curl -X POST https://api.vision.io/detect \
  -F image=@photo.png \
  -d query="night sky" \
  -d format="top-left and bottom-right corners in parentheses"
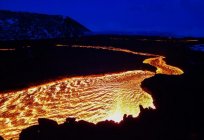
top-left (0, 0), bottom-right (204, 37)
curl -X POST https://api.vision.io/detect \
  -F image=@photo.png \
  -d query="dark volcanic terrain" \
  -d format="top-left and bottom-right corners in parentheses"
top-left (0, 10), bottom-right (204, 140)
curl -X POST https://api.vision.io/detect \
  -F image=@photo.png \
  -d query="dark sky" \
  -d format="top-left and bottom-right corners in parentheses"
top-left (0, 0), bottom-right (204, 37)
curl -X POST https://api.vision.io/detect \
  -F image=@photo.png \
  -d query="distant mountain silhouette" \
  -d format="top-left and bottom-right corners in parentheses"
top-left (0, 10), bottom-right (90, 41)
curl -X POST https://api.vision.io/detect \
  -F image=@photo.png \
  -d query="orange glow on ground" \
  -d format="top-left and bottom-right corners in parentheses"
top-left (0, 48), bottom-right (16, 51)
top-left (0, 46), bottom-right (183, 140)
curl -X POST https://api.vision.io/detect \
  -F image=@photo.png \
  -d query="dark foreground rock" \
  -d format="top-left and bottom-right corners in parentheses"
top-left (18, 108), bottom-right (158, 140)
top-left (16, 102), bottom-right (203, 140)
top-left (0, 136), bottom-right (4, 140)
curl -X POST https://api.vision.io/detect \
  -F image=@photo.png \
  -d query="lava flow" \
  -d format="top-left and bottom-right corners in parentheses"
top-left (143, 57), bottom-right (184, 75)
top-left (0, 46), bottom-right (183, 140)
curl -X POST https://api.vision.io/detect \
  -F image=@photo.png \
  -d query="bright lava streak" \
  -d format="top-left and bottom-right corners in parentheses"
top-left (143, 57), bottom-right (184, 75)
top-left (72, 45), bottom-right (160, 57)
top-left (0, 48), bottom-right (16, 51)
top-left (0, 46), bottom-right (183, 140)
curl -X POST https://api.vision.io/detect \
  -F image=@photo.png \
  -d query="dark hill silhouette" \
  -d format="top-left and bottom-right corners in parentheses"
top-left (0, 10), bottom-right (90, 41)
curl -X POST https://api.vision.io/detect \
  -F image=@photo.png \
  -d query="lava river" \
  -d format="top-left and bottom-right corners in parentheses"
top-left (0, 46), bottom-right (183, 140)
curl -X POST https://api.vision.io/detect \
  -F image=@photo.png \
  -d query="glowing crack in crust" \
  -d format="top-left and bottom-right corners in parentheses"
top-left (0, 45), bottom-right (184, 140)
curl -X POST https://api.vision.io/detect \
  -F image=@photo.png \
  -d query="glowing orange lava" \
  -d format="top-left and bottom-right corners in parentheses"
top-left (143, 57), bottom-right (184, 75)
top-left (72, 45), bottom-right (159, 57)
top-left (0, 48), bottom-right (16, 51)
top-left (0, 46), bottom-right (184, 140)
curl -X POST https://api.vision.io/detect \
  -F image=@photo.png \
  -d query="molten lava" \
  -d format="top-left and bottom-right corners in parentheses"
top-left (143, 57), bottom-right (184, 75)
top-left (0, 46), bottom-right (184, 140)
